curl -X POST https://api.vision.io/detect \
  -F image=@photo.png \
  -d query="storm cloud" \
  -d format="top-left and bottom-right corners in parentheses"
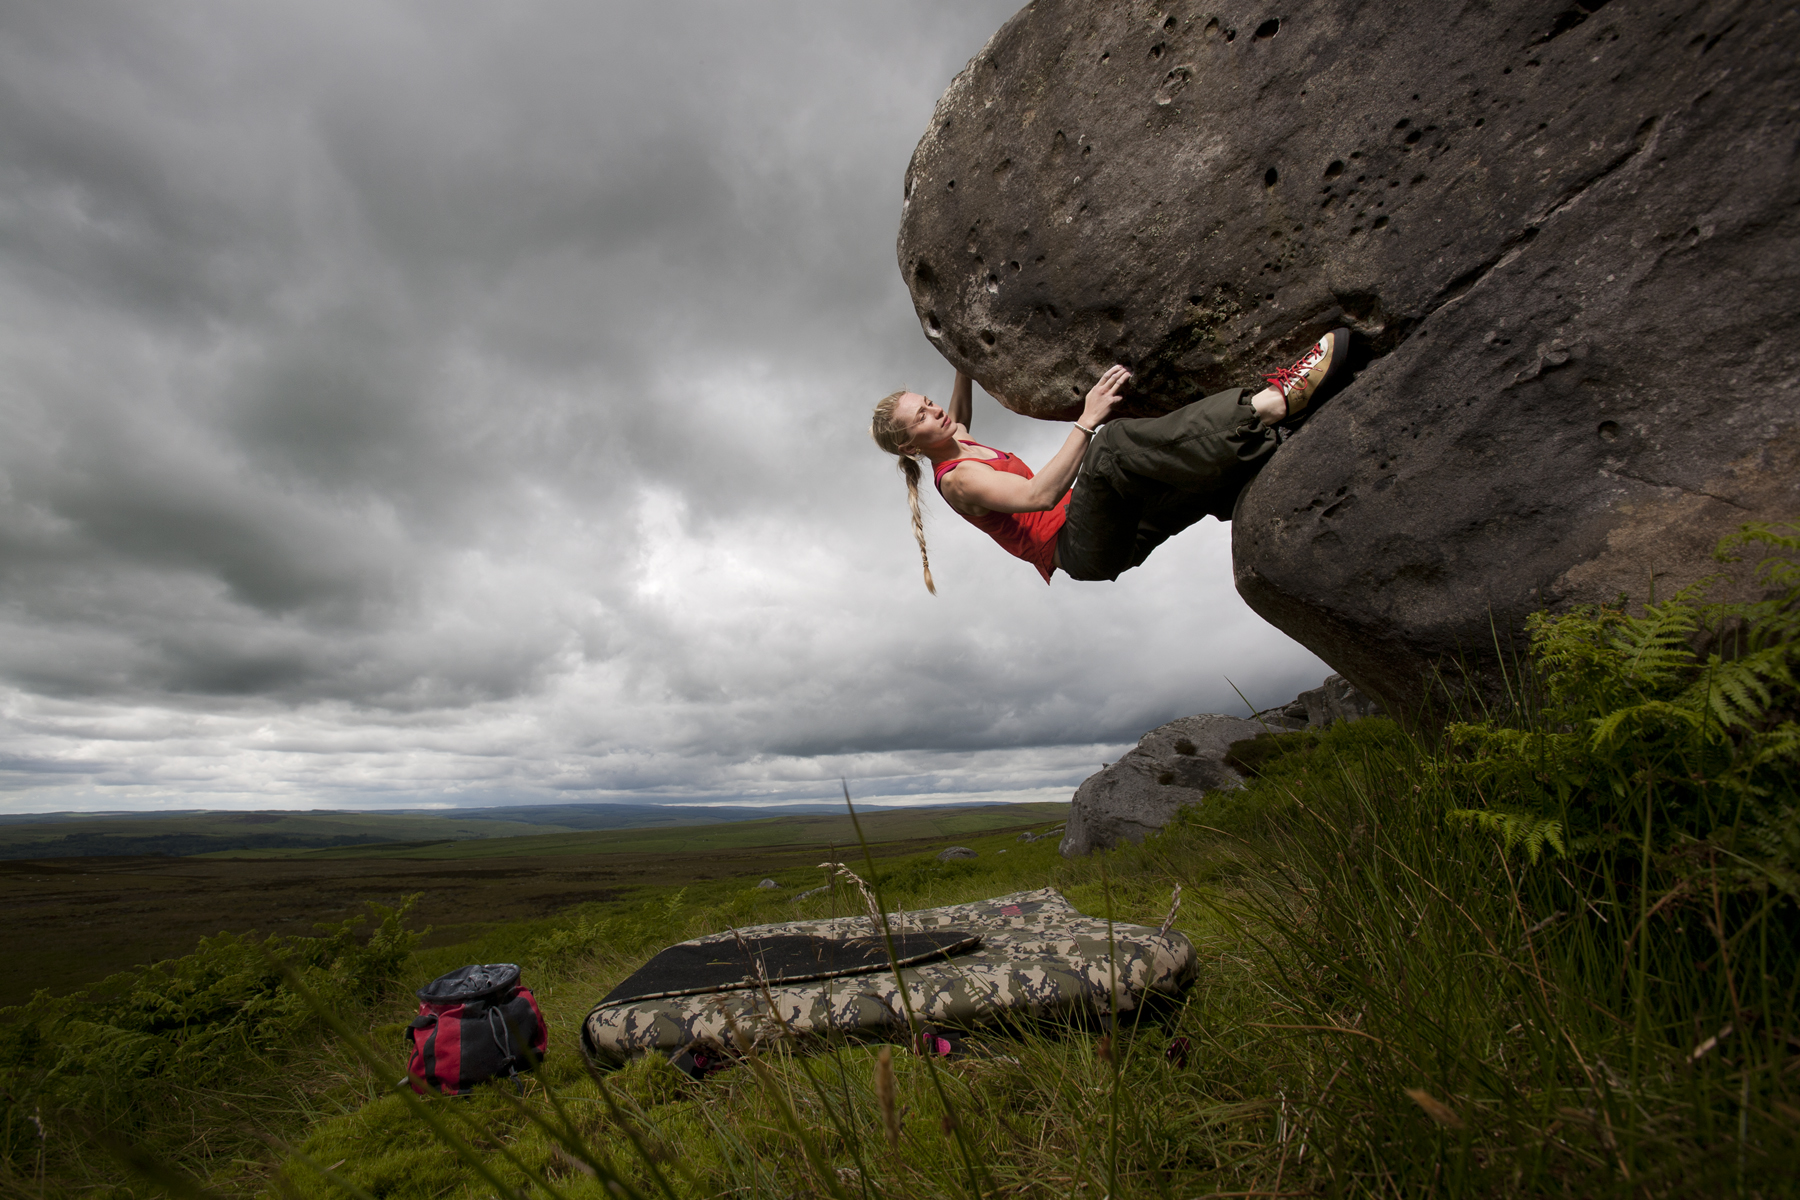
top-left (0, 0), bottom-right (1326, 811)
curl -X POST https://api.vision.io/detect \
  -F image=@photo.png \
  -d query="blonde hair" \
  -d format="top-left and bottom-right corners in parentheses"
top-left (870, 390), bottom-right (936, 594)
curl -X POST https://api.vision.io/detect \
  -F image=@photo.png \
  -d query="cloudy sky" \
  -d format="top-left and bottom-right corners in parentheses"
top-left (0, 0), bottom-right (1327, 814)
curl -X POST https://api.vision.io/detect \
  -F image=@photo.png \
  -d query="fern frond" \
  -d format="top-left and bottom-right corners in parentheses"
top-left (1680, 647), bottom-right (1794, 732)
top-left (1447, 808), bottom-right (1567, 864)
top-left (1590, 699), bottom-right (1704, 751)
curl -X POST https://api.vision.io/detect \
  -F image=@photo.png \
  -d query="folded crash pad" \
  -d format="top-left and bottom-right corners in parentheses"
top-left (581, 888), bottom-right (1195, 1067)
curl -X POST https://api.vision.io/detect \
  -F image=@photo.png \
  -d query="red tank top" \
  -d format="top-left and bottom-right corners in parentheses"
top-left (932, 439), bottom-right (1067, 584)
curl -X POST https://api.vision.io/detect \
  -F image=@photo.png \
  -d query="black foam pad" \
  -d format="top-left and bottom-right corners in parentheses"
top-left (601, 931), bottom-right (979, 1005)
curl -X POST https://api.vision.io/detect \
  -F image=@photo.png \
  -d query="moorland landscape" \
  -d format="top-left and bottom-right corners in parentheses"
top-left (6, 537), bottom-right (1797, 1195)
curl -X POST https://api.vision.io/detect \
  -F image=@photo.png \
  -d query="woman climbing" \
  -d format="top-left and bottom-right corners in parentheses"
top-left (869, 329), bottom-right (1349, 591)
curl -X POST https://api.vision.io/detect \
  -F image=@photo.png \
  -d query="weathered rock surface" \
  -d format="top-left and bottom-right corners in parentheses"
top-left (937, 846), bottom-right (980, 861)
top-left (1060, 712), bottom-right (1294, 857)
top-left (1298, 674), bottom-right (1384, 729)
top-left (1253, 672), bottom-right (1382, 728)
top-left (1063, 674), bottom-right (1383, 857)
top-left (900, 0), bottom-right (1800, 716)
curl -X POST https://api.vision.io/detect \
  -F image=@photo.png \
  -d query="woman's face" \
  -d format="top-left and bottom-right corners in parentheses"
top-left (892, 391), bottom-right (955, 451)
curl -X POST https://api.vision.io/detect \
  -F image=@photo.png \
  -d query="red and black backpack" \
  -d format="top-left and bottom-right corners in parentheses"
top-left (407, 963), bottom-right (547, 1095)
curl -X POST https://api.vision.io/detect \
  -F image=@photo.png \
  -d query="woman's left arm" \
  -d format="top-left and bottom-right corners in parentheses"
top-left (949, 370), bottom-right (973, 431)
top-left (939, 365), bottom-right (1131, 515)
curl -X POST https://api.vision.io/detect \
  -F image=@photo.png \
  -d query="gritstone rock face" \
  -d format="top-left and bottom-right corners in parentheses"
top-left (898, 0), bottom-right (1800, 715)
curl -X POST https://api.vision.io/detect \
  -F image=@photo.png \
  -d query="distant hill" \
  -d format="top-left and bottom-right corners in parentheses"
top-left (0, 800), bottom-right (1010, 860)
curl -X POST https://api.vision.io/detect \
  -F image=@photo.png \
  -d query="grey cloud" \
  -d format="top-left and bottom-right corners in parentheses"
top-left (0, 0), bottom-right (1329, 810)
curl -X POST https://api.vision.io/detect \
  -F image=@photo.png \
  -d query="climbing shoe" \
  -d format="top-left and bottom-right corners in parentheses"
top-left (1264, 327), bottom-right (1351, 420)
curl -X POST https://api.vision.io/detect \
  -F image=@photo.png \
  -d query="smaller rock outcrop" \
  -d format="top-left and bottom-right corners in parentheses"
top-left (937, 846), bottom-right (979, 861)
top-left (756, 879), bottom-right (779, 889)
top-left (1297, 674), bottom-right (1384, 729)
top-left (1060, 714), bottom-right (1291, 858)
top-left (1061, 675), bottom-right (1383, 857)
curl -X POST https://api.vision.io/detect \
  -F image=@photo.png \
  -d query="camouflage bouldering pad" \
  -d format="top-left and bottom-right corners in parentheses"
top-left (580, 888), bottom-right (1195, 1068)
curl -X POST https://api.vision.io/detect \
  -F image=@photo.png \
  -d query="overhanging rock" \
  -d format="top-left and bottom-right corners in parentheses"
top-left (898, 0), bottom-right (1800, 716)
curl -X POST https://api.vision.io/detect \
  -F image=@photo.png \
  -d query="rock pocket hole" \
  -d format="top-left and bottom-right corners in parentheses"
top-left (1164, 16), bottom-right (1178, 30)
top-left (1404, 129), bottom-right (1423, 145)
top-left (1254, 18), bottom-right (1280, 39)
top-left (925, 312), bottom-right (942, 336)
top-left (1373, 215), bottom-right (1389, 229)
top-left (1225, 27), bottom-right (1237, 41)
top-left (1173, 738), bottom-right (1198, 755)
top-left (1263, 167), bottom-right (1279, 187)
top-left (913, 262), bottom-right (936, 289)
top-left (986, 273), bottom-right (999, 293)
top-left (946, 179), bottom-right (955, 190)
top-left (1598, 421), bottom-right (1620, 441)
top-left (981, 330), bottom-right (997, 347)
top-left (1324, 160), bottom-right (1344, 179)
top-left (1150, 42), bottom-right (1165, 59)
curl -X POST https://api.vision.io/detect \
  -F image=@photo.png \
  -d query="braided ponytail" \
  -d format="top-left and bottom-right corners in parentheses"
top-left (871, 391), bottom-right (937, 594)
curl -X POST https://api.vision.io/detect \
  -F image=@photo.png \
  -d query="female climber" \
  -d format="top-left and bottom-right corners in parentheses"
top-left (869, 329), bottom-right (1349, 591)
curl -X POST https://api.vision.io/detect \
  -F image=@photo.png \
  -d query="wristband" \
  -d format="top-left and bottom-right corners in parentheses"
top-left (1074, 423), bottom-right (1097, 437)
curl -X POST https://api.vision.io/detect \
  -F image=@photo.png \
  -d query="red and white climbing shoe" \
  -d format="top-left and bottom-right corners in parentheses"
top-left (1264, 327), bottom-right (1351, 421)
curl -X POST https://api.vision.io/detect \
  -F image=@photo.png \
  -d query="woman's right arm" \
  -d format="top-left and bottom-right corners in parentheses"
top-left (949, 370), bottom-right (973, 431)
top-left (942, 365), bottom-right (1130, 514)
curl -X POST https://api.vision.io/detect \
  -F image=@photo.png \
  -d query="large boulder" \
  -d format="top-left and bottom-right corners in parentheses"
top-left (1059, 712), bottom-right (1291, 857)
top-left (899, 0), bottom-right (1800, 716)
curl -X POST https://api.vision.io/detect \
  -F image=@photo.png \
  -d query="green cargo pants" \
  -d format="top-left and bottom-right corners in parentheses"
top-left (1055, 387), bottom-right (1277, 582)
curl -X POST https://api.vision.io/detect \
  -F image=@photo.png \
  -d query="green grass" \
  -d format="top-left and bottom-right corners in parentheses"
top-left (258, 703), bottom-right (1795, 1198)
top-left (8, 722), bottom-right (1796, 1197)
